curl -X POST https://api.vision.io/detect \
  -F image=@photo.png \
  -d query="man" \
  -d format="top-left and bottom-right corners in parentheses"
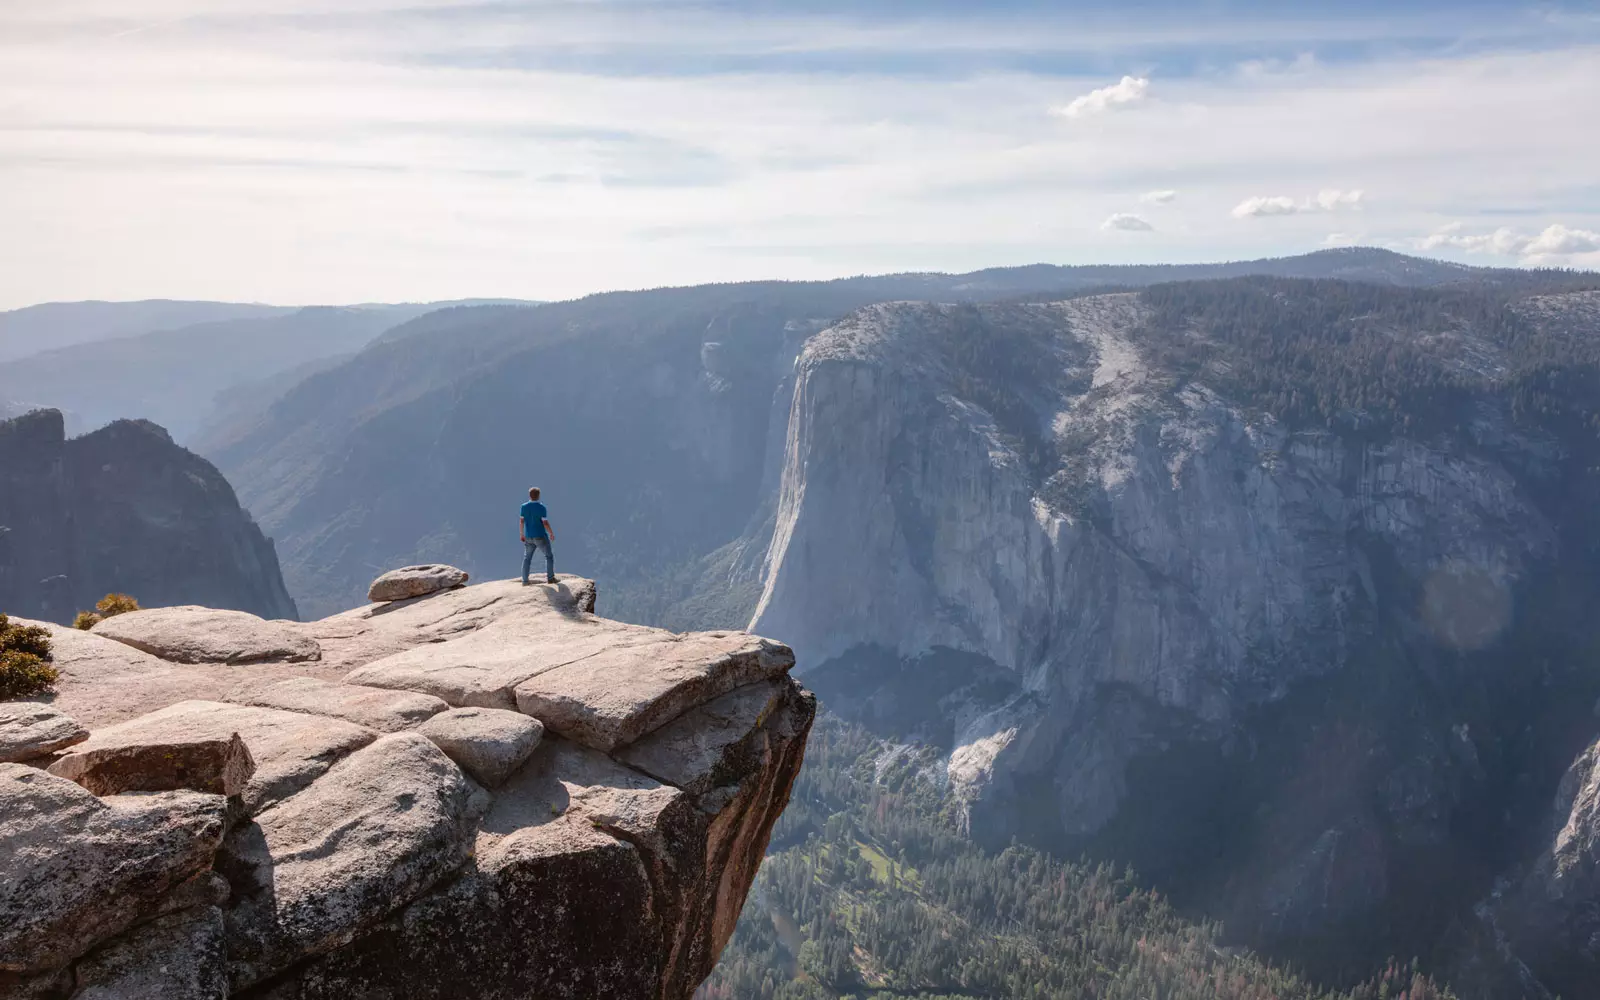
top-left (519, 487), bottom-right (556, 585)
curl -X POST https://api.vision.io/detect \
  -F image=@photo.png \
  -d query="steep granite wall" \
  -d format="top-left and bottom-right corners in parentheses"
top-left (748, 294), bottom-right (1600, 983)
top-left (0, 409), bottom-right (298, 624)
top-left (0, 574), bottom-right (813, 999)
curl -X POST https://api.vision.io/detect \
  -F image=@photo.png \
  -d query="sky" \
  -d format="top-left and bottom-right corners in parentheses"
top-left (2, 0), bottom-right (1599, 308)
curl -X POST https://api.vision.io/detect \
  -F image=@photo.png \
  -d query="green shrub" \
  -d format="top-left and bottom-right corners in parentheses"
top-left (0, 613), bottom-right (57, 699)
top-left (72, 611), bottom-right (102, 631)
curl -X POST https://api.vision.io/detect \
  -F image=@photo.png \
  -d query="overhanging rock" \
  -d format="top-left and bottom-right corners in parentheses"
top-left (1, 575), bottom-right (814, 1000)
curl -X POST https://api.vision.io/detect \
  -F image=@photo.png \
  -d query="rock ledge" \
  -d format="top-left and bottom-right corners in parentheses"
top-left (1, 575), bottom-right (813, 1000)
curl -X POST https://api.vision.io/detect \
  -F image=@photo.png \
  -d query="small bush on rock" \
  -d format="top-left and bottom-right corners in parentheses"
top-left (0, 613), bottom-right (57, 699)
top-left (97, 593), bottom-right (140, 617)
top-left (73, 593), bottom-right (140, 630)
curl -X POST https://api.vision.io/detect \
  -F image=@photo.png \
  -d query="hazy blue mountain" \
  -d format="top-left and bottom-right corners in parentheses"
top-left (0, 306), bottom-right (437, 444)
top-left (0, 299), bottom-right (293, 362)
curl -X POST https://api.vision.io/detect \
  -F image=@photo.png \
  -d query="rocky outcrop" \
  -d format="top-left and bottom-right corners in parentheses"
top-left (0, 575), bottom-right (813, 999)
top-left (91, 607), bottom-right (319, 664)
top-left (0, 410), bottom-right (298, 624)
top-left (1470, 733), bottom-right (1600, 999)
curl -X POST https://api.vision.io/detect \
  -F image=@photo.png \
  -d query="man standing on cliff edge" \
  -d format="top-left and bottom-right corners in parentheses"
top-left (520, 487), bottom-right (556, 585)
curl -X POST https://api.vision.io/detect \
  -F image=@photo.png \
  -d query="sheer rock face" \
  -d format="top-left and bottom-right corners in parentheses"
top-left (0, 577), bottom-right (813, 1000)
top-left (0, 409), bottom-right (298, 624)
top-left (746, 296), bottom-right (1583, 966)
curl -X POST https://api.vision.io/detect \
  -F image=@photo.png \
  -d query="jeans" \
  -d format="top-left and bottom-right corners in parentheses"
top-left (522, 537), bottom-right (555, 583)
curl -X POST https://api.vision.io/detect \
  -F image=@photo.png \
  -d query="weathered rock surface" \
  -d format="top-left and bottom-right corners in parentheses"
top-left (53, 701), bottom-right (376, 814)
top-left (0, 575), bottom-right (812, 999)
top-left (222, 732), bottom-right (486, 989)
top-left (236, 677), bottom-right (448, 733)
top-left (367, 564), bottom-right (469, 603)
top-left (72, 906), bottom-right (228, 1000)
top-left (0, 764), bottom-right (227, 974)
top-left (0, 703), bottom-right (87, 763)
top-left (417, 707), bottom-right (542, 787)
top-left (47, 731), bottom-right (256, 798)
top-left (92, 606), bottom-right (320, 664)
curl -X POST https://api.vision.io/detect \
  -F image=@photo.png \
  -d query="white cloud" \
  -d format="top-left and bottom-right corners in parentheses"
top-left (1525, 223), bottom-right (1600, 256)
top-left (1314, 189), bottom-right (1364, 210)
top-left (1233, 189), bottom-right (1364, 218)
top-left (1419, 222), bottom-right (1600, 261)
top-left (1101, 212), bottom-right (1154, 232)
top-left (1232, 195), bottom-right (1300, 218)
top-left (1323, 232), bottom-right (1362, 246)
top-left (1139, 189), bottom-right (1178, 205)
top-left (1053, 76), bottom-right (1149, 119)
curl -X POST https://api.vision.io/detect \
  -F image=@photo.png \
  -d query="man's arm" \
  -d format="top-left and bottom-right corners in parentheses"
top-left (542, 518), bottom-right (554, 541)
top-left (519, 515), bottom-right (526, 543)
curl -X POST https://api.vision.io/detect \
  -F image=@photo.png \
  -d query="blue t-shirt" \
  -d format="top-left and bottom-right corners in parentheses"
top-left (520, 500), bottom-right (549, 539)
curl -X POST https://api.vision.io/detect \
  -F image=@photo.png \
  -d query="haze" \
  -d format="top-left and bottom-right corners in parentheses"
top-left (2, 0), bottom-right (1598, 308)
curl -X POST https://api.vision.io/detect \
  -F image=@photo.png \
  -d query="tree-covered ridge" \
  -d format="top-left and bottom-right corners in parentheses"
top-left (1132, 274), bottom-right (1600, 436)
top-left (701, 716), bottom-right (1456, 1000)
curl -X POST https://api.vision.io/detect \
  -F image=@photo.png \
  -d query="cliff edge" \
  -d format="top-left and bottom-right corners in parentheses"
top-left (0, 573), bottom-right (815, 999)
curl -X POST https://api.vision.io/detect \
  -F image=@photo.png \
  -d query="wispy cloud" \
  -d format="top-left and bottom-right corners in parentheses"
top-left (1052, 76), bottom-right (1149, 119)
top-left (1101, 212), bottom-right (1155, 232)
top-left (1233, 189), bottom-right (1364, 218)
top-left (0, 3), bottom-right (1597, 306)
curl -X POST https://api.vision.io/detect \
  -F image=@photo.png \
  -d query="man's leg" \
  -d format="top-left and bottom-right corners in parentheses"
top-left (521, 542), bottom-right (535, 584)
top-left (540, 538), bottom-right (556, 583)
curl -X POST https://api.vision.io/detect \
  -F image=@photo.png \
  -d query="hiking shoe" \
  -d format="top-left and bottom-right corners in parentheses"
top-left (546, 577), bottom-right (558, 584)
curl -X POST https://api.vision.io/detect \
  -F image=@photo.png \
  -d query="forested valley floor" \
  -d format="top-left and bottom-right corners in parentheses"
top-left (700, 714), bottom-right (1456, 1000)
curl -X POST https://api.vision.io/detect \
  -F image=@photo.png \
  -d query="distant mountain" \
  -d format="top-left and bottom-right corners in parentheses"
top-left (0, 306), bottom-right (436, 443)
top-left (0, 409), bottom-right (297, 624)
top-left (206, 249), bottom-right (1539, 620)
top-left (0, 299), bottom-right (293, 362)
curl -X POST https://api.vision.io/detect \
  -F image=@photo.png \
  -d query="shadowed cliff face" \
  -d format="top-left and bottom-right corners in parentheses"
top-left (0, 577), bottom-right (813, 1000)
top-left (749, 290), bottom-right (1600, 988)
top-left (0, 409), bottom-right (298, 624)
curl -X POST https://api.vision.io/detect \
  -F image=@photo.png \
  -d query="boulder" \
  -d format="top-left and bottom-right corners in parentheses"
top-left (47, 731), bottom-right (256, 798)
top-left (0, 703), bottom-right (88, 763)
top-left (367, 565), bottom-right (470, 603)
top-left (235, 677), bottom-right (448, 733)
top-left (222, 732), bottom-right (488, 990)
top-left (92, 606), bottom-right (320, 665)
top-left (513, 631), bottom-right (796, 751)
top-left (0, 764), bottom-right (227, 973)
top-left (417, 707), bottom-right (543, 788)
top-left (53, 701), bottom-right (376, 814)
top-left (73, 906), bottom-right (228, 1000)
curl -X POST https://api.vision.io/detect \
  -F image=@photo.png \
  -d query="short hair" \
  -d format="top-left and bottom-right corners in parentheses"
top-left (528, 487), bottom-right (541, 500)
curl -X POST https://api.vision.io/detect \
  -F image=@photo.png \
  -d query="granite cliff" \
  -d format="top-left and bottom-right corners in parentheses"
top-left (0, 572), bottom-right (813, 999)
top-left (749, 288), bottom-right (1600, 989)
top-left (0, 409), bottom-right (297, 624)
